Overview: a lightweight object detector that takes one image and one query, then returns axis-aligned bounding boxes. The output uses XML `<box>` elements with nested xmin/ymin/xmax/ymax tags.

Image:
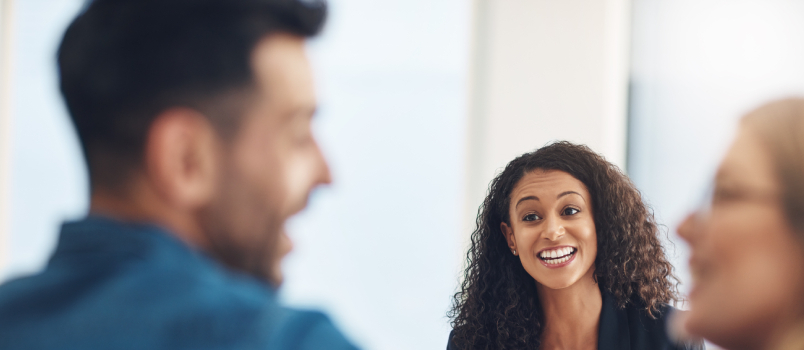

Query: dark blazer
<box><xmin>447</xmin><ymin>291</ymin><xmax>703</xmax><ymax>350</ymax></box>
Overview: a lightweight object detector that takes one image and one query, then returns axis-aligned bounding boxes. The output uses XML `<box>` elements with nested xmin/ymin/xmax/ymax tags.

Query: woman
<box><xmin>678</xmin><ymin>98</ymin><xmax>804</xmax><ymax>350</ymax></box>
<box><xmin>448</xmin><ymin>141</ymin><xmax>700</xmax><ymax>350</ymax></box>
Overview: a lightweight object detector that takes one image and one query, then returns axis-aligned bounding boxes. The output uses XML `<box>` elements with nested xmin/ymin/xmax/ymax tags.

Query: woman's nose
<box><xmin>677</xmin><ymin>213</ymin><xmax>698</xmax><ymax>243</ymax></box>
<box><xmin>544</xmin><ymin>216</ymin><xmax>566</xmax><ymax>241</ymax></box>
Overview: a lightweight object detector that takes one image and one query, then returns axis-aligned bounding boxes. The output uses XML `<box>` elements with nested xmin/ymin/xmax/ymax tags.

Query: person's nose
<box><xmin>544</xmin><ymin>215</ymin><xmax>566</xmax><ymax>241</ymax></box>
<box><xmin>313</xmin><ymin>140</ymin><xmax>332</xmax><ymax>186</ymax></box>
<box><xmin>677</xmin><ymin>213</ymin><xmax>698</xmax><ymax>244</ymax></box>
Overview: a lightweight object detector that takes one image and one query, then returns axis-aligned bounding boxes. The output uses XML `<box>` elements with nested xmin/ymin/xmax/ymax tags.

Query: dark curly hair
<box><xmin>448</xmin><ymin>141</ymin><xmax>679</xmax><ymax>349</ymax></box>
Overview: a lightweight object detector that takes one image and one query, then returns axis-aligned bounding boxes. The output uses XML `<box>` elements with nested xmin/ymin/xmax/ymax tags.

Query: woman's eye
<box><xmin>523</xmin><ymin>213</ymin><xmax>541</xmax><ymax>222</ymax></box>
<box><xmin>562</xmin><ymin>207</ymin><xmax>580</xmax><ymax>216</ymax></box>
<box><xmin>712</xmin><ymin>187</ymin><xmax>742</xmax><ymax>203</ymax></box>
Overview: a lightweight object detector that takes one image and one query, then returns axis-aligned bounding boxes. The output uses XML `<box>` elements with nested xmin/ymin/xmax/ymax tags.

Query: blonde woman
<box><xmin>679</xmin><ymin>98</ymin><xmax>804</xmax><ymax>350</ymax></box>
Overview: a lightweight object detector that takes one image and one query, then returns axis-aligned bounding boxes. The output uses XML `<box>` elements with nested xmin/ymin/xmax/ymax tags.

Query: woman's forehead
<box><xmin>511</xmin><ymin>169</ymin><xmax>589</xmax><ymax>199</ymax></box>
<box><xmin>717</xmin><ymin>127</ymin><xmax>777</xmax><ymax>190</ymax></box>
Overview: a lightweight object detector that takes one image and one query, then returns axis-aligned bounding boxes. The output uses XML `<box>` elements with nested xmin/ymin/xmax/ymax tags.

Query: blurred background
<box><xmin>1</xmin><ymin>0</ymin><xmax>803</xmax><ymax>349</ymax></box>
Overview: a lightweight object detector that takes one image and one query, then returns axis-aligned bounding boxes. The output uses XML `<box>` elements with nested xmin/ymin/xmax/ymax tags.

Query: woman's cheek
<box><xmin>519</xmin><ymin>228</ymin><xmax>540</xmax><ymax>264</ymax></box>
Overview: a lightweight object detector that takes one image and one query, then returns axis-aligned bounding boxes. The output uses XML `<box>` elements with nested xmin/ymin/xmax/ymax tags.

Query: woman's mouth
<box><xmin>537</xmin><ymin>246</ymin><xmax>577</xmax><ymax>268</ymax></box>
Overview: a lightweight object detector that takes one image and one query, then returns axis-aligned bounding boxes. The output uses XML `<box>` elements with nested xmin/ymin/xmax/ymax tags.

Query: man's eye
<box><xmin>562</xmin><ymin>207</ymin><xmax>580</xmax><ymax>216</ymax></box>
<box><xmin>523</xmin><ymin>214</ymin><xmax>541</xmax><ymax>222</ymax></box>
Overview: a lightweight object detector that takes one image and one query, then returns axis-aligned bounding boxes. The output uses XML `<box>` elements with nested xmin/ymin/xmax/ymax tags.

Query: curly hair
<box><xmin>448</xmin><ymin>141</ymin><xmax>679</xmax><ymax>349</ymax></box>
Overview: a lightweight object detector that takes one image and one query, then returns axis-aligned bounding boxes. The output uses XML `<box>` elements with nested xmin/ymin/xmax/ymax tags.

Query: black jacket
<box><xmin>447</xmin><ymin>291</ymin><xmax>704</xmax><ymax>350</ymax></box>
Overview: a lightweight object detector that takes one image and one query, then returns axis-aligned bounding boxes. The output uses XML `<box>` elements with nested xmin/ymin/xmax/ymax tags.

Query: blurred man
<box><xmin>0</xmin><ymin>0</ymin><xmax>357</xmax><ymax>348</ymax></box>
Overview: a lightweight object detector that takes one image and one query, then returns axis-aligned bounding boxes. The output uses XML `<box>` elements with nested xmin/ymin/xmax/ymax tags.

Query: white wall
<box><xmin>0</xmin><ymin>0</ymin><xmax>13</xmax><ymax>273</ymax></box>
<box><xmin>281</xmin><ymin>1</ymin><xmax>470</xmax><ymax>349</ymax></box>
<box><xmin>628</xmin><ymin>0</ymin><xmax>804</xmax><ymax>299</ymax></box>
<box><xmin>464</xmin><ymin>0</ymin><xmax>631</xmax><ymax>240</ymax></box>
<box><xmin>2</xmin><ymin>0</ymin><xmax>87</xmax><ymax>281</ymax></box>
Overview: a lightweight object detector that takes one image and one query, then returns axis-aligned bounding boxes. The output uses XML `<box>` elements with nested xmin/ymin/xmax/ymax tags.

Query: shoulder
<box><xmin>129</xmin><ymin>266</ymin><xmax>359</xmax><ymax>349</ymax></box>
<box><xmin>623</xmin><ymin>302</ymin><xmax>704</xmax><ymax>350</ymax></box>
<box><xmin>0</xmin><ymin>253</ymin><xmax>357</xmax><ymax>350</ymax></box>
<box><xmin>123</xmin><ymin>257</ymin><xmax>359</xmax><ymax>349</ymax></box>
<box><xmin>267</xmin><ymin>308</ymin><xmax>359</xmax><ymax>350</ymax></box>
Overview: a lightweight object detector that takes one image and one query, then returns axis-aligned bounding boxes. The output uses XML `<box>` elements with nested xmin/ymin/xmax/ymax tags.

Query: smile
<box><xmin>537</xmin><ymin>246</ymin><xmax>577</xmax><ymax>266</ymax></box>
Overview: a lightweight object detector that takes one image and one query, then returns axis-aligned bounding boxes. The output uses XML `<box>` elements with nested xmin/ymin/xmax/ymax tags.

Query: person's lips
<box><xmin>537</xmin><ymin>245</ymin><xmax>578</xmax><ymax>269</ymax></box>
<box><xmin>687</xmin><ymin>254</ymin><xmax>710</xmax><ymax>298</ymax></box>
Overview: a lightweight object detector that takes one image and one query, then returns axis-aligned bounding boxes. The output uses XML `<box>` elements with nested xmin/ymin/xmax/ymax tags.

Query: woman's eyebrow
<box><xmin>515</xmin><ymin>196</ymin><xmax>539</xmax><ymax>208</ymax></box>
<box><xmin>515</xmin><ymin>191</ymin><xmax>584</xmax><ymax>208</ymax></box>
<box><xmin>557</xmin><ymin>191</ymin><xmax>583</xmax><ymax>200</ymax></box>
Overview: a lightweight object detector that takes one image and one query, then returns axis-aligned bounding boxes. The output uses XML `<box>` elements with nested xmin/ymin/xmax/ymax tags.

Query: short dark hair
<box><xmin>58</xmin><ymin>0</ymin><xmax>326</xmax><ymax>190</ymax></box>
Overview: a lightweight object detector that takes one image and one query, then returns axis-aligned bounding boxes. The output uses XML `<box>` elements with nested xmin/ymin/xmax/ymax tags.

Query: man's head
<box><xmin>58</xmin><ymin>0</ymin><xmax>331</xmax><ymax>286</ymax></box>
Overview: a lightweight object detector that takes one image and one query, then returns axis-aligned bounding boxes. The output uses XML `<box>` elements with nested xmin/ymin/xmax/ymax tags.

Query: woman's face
<box><xmin>678</xmin><ymin>126</ymin><xmax>804</xmax><ymax>350</ymax></box>
<box><xmin>502</xmin><ymin>169</ymin><xmax>597</xmax><ymax>290</ymax></box>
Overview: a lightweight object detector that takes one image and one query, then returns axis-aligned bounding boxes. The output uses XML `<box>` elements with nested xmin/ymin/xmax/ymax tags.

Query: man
<box><xmin>0</xmin><ymin>0</ymin><xmax>357</xmax><ymax>348</ymax></box>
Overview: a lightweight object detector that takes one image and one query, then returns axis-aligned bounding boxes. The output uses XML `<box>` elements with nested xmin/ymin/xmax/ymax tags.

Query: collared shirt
<box><xmin>0</xmin><ymin>216</ymin><xmax>358</xmax><ymax>350</ymax></box>
<box><xmin>448</xmin><ymin>289</ymin><xmax>704</xmax><ymax>349</ymax></box>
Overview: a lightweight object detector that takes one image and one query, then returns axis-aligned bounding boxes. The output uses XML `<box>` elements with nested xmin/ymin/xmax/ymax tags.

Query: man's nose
<box><xmin>314</xmin><ymin>141</ymin><xmax>332</xmax><ymax>186</ymax></box>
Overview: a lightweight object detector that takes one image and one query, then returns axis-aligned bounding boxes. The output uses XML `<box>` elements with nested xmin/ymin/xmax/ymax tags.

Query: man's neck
<box><xmin>536</xmin><ymin>268</ymin><xmax>602</xmax><ymax>350</ymax></box>
<box><xmin>89</xmin><ymin>183</ymin><xmax>209</xmax><ymax>250</ymax></box>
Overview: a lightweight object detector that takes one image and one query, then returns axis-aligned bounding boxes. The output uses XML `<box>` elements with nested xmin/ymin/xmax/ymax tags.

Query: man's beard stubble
<box><xmin>196</xmin><ymin>167</ymin><xmax>286</xmax><ymax>287</ymax></box>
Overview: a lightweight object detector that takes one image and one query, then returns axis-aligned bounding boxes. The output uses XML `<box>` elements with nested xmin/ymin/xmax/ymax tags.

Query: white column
<box><xmin>463</xmin><ymin>0</ymin><xmax>631</xmax><ymax>241</ymax></box>
<box><xmin>0</xmin><ymin>0</ymin><xmax>13</xmax><ymax>273</ymax></box>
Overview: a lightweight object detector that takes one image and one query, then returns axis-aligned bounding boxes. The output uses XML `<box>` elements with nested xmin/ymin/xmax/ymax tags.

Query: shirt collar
<box><xmin>47</xmin><ymin>214</ymin><xmax>215</xmax><ymax>279</ymax></box>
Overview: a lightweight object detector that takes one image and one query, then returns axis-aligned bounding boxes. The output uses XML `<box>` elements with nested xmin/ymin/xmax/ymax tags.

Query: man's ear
<box><xmin>144</xmin><ymin>108</ymin><xmax>220</xmax><ymax>210</ymax></box>
<box><xmin>501</xmin><ymin>222</ymin><xmax>517</xmax><ymax>253</ymax></box>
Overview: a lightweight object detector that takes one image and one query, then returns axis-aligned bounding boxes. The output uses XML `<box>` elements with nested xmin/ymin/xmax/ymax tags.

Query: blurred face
<box><xmin>678</xmin><ymin>126</ymin><xmax>804</xmax><ymax>350</ymax></box>
<box><xmin>199</xmin><ymin>34</ymin><xmax>331</xmax><ymax>286</ymax></box>
<box><xmin>502</xmin><ymin>169</ymin><xmax>597</xmax><ymax>290</ymax></box>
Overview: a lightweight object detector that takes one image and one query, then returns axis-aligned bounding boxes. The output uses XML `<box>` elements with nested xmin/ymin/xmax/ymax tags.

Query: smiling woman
<box><xmin>448</xmin><ymin>141</ymin><xmax>702</xmax><ymax>350</ymax></box>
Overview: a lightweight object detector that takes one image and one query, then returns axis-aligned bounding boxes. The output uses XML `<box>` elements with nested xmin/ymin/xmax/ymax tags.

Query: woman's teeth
<box><xmin>539</xmin><ymin>247</ymin><xmax>576</xmax><ymax>264</ymax></box>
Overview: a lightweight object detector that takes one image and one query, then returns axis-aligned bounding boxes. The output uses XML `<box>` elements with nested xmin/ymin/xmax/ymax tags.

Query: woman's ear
<box><xmin>501</xmin><ymin>222</ymin><xmax>517</xmax><ymax>255</ymax></box>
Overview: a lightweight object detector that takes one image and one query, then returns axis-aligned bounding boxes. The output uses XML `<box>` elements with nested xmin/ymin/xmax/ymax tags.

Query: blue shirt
<box><xmin>0</xmin><ymin>216</ymin><xmax>358</xmax><ymax>350</ymax></box>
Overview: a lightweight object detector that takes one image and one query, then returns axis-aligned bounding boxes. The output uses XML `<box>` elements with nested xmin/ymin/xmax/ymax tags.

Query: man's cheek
<box><xmin>281</xmin><ymin>152</ymin><xmax>319</xmax><ymax>214</ymax></box>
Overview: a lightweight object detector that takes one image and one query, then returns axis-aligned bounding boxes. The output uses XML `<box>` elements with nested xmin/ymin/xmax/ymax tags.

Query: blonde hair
<box><xmin>742</xmin><ymin>98</ymin><xmax>804</xmax><ymax>241</ymax></box>
<box><xmin>743</xmin><ymin>98</ymin><xmax>804</xmax><ymax>350</ymax></box>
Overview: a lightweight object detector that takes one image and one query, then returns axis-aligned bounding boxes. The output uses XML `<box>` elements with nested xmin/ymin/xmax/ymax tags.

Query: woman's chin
<box><xmin>531</xmin><ymin>264</ymin><xmax>594</xmax><ymax>291</ymax></box>
<box><xmin>684</xmin><ymin>309</ymin><xmax>750</xmax><ymax>350</ymax></box>
<box><xmin>680</xmin><ymin>309</ymin><xmax>709</xmax><ymax>341</ymax></box>
<box><xmin>535</xmin><ymin>275</ymin><xmax>581</xmax><ymax>290</ymax></box>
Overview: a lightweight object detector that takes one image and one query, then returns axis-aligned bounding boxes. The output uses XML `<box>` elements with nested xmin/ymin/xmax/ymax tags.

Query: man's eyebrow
<box><xmin>515</xmin><ymin>196</ymin><xmax>539</xmax><ymax>208</ymax></box>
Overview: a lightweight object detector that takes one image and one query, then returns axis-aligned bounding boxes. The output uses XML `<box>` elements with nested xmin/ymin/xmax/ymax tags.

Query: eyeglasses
<box><xmin>692</xmin><ymin>182</ymin><xmax>780</xmax><ymax>222</ymax></box>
